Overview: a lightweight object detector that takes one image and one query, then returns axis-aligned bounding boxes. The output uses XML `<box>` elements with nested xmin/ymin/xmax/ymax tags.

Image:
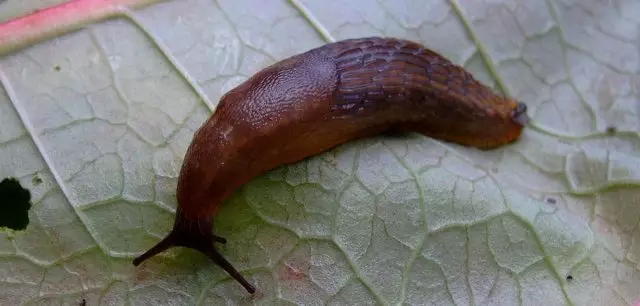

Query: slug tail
<box><xmin>132</xmin><ymin>216</ymin><xmax>256</xmax><ymax>294</ymax></box>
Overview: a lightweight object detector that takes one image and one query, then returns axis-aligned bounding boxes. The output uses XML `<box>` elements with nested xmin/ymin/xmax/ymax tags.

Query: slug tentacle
<box><xmin>132</xmin><ymin>215</ymin><xmax>255</xmax><ymax>294</ymax></box>
<box><xmin>132</xmin><ymin>231</ymin><xmax>177</xmax><ymax>267</ymax></box>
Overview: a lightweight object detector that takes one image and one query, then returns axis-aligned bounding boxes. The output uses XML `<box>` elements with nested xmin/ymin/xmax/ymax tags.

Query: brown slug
<box><xmin>132</xmin><ymin>37</ymin><xmax>529</xmax><ymax>293</ymax></box>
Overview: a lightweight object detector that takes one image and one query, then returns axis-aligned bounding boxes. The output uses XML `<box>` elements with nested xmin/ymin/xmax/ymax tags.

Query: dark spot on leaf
<box><xmin>79</xmin><ymin>298</ymin><xmax>86</xmax><ymax>306</ymax></box>
<box><xmin>54</xmin><ymin>65</ymin><xmax>61</xmax><ymax>72</ymax></box>
<box><xmin>32</xmin><ymin>174</ymin><xmax>43</xmax><ymax>186</ymax></box>
<box><xmin>546</xmin><ymin>197</ymin><xmax>557</xmax><ymax>204</ymax></box>
<box><xmin>606</xmin><ymin>126</ymin><xmax>617</xmax><ymax>135</ymax></box>
<box><xmin>566</xmin><ymin>274</ymin><xmax>573</xmax><ymax>282</ymax></box>
<box><xmin>491</xmin><ymin>167</ymin><xmax>498</xmax><ymax>173</ymax></box>
<box><xmin>0</xmin><ymin>177</ymin><xmax>32</xmax><ymax>231</ymax></box>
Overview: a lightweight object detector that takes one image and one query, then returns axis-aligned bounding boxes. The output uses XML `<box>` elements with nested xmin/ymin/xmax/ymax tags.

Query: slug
<box><xmin>132</xmin><ymin>37</ymin><xmax>529</xmax><ymax>293</ymax></box>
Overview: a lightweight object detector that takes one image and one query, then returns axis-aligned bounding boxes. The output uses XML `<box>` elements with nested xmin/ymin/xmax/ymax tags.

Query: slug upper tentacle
<box><xmin>132</xmin><ymin>214</ymin><xmax>255</xmax><ymax>293</ymax></box>
<box><xmin>132</xmin><ymin>37</ymin><xmax>529</xmax><ymax>293</ymax></box>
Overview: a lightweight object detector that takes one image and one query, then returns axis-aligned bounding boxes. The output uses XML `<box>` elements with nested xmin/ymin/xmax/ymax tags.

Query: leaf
<box><xmin>0</xmin><ymin>0</ymin><xmax>639</xmax><ymax>305</ymax></box>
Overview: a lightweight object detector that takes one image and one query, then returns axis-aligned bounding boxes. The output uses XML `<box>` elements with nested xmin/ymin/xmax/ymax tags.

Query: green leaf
<box><xmin>0</xmin><ymin>0</ymin><xmax>639</xmax><ymax>304</ymax></box>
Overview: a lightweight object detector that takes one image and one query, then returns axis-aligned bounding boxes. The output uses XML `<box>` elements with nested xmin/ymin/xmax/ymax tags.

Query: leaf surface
<box><xmin>0</xmin><ymin>0</ymin><xmax>638</xmax><ymax>305</ymax></box>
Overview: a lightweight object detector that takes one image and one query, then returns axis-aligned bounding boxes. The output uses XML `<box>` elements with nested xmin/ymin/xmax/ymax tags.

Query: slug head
<box><xmin>129</xmin><ymin>105</ymin><xmax>259</xmax><ymax>293</ymax></box>
<box><xmin>132</xmin><ymin>215</ymin><xmax>256</xmax><ymax>294</ymax></box>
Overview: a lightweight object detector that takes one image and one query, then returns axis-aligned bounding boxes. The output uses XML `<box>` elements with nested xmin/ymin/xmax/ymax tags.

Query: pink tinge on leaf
<box><xmin>280</xmin><ymin>264</ymin><xmax>305</xmax><ymax>281</ymax></box>
<box><xmin>0</xmin><ymin>0</ymin><xmax>161</xmax><ymax>56</ymax></box>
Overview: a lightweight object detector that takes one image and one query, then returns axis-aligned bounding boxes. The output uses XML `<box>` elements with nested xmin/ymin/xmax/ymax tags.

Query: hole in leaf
<box><xmin>0</xmin><ymin>177</ymin><xmax>32</xmax><ymax>231</ymax></box>
<box><xmin>566</xmin><ymin>274</ymin><xmax>573</xmax><ymax>282</ymax></box>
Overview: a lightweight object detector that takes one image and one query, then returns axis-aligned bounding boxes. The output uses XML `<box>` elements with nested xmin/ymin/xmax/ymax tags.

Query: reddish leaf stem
<box><xmin>0</xmin><ymin>0</ymin><xmax>163</xmax><ymax>56</ymax></box>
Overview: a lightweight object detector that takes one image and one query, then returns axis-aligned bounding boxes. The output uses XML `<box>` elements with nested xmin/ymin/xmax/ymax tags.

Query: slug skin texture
<box><xmin>132</xmin><ymin>37</ymin><xmax>529</xmax><ymax>293</ymax></box>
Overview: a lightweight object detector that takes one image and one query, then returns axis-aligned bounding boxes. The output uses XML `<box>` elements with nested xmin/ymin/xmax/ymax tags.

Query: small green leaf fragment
<box><xmin>31</xmin><ymin>173</ymin><xmax>42</xmax><ymax>186</ymax></box>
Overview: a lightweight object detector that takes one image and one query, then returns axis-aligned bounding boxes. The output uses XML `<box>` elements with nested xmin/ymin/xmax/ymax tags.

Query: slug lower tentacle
<box><xmin>132</xmin><ymin>36</ymin><xmax>529</xmax><ymax>293</ymax></box>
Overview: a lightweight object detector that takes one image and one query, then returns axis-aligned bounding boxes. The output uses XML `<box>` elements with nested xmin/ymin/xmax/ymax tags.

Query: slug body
<box><xmin>132</xmin><ymin>37</ymin><xmax>529</xmax><ymax>293</ymax></box>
